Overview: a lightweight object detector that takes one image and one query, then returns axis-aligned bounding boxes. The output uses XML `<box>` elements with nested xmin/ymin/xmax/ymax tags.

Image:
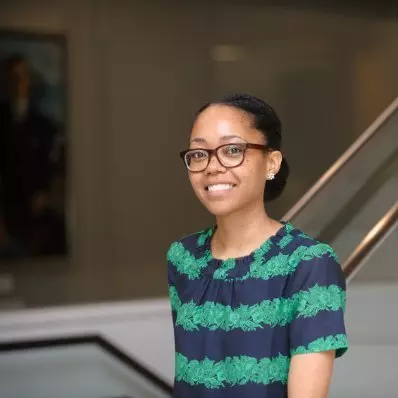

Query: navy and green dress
<box><xmin>167</xmin><ymin>222</ymin><xmax>348</xmax><ymax>397</ymax></box>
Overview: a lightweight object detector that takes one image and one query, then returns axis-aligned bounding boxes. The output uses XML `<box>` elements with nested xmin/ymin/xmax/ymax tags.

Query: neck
<box><xmin>212</xmin><ymin>201</ymin><xmax>281</xmax><ymax>259</ymax></box>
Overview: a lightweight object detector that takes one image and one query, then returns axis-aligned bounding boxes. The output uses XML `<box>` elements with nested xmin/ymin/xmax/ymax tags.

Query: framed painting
<box><xmin>0</xmin><ymin>30</ymin><xmax>68</xmax><ymax>260</ymax></box>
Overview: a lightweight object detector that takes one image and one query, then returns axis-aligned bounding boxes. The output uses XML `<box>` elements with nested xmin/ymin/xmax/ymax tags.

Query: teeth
<box><xmin>207</xmin><ymin>184</ymin><xmax>234</xmax><ymax>192</ymax></box>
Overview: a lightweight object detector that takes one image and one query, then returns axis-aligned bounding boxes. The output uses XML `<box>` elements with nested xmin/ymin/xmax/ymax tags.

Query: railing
<box><xmin>283</xmin><ymin>96</ymin><xmax>398</xmax><ymax>221</ymax></box>
<box><xmin>342</xmin><ymin>202</ymin><xmax>398</xmax><ymax>283</ymax></box>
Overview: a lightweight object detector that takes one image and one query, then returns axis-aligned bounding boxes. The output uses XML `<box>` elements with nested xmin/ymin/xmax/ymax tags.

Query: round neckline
<box><xmin>204</xmin><ymin>220</ymin><xmax>290</xmax><ymax>265</ymax></box>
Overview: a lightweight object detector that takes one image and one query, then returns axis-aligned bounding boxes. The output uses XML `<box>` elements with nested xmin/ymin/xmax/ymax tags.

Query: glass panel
<box><xmin>331</xmin><ymin>346</ymin><xmax>398</xmax><ymax>398</ymax></box>
<box><xmin>290</xmin><ymin>104</ymin><xmax>398</xmax><ymax>263</ymax></box>
<box><xmin>330</xmin><ymin>230</ymin><xmax>398</xmax><ymax>397</ymax></box>
<box><xmin>0</xmin><ymin>342</ymin><xmax>171</xmax><ymax>398</ymax></box>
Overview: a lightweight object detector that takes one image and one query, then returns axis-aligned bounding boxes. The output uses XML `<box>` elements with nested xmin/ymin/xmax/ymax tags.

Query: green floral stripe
<box><xmin>277</xmin><ymin>234</ymin><xmax>294</xmax><ymax>249</ymax></box>
<box><xmin>291</xmin><ymin>334</ymin><xmax>348</xmax><ymax>356</ymax></box>
<box><xmin>238</xmin><ymin>243</ymin><xmax>338</xmax><ymax>282</ymax></box>
<box><xmin>167</xmin><ymin>241</ymin><xmax>212</xmax><ymax>280</ymax></box>
<box><xmin>169</xmin><ymin>284</ymin><xmax>345</xmax><ymax>332</ymax></box>
<box><xmin>197</xmin><ymin>228</ymin><xmax>213</xmax><ymax>247</ymax></box>
<box><xmin>168</xmin><ymin>284</ymin><xmax>181</xmax><ymax>310</ymax></box>
<box><xmin>168</xmin><ymin>240</ymin><xmax>338</xmax><ymax>281</ymax></box>
<box><xmin>213</xmin><ymin>258</ymin><xmax>236</xmax><ymax>280</ymax></box>
<box><xmin>285</xmin><ymin>222</ymin><xmax>295</xmax><ymax>233</ymax></box>
<box><xmin>176</xmin><ymin>353</ymin><xmax>290</xmax><ymax>388</ymax></box>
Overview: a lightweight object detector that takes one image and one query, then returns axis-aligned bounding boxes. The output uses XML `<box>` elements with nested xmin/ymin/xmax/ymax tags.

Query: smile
<box><xmin>205</xmin><ymin>184</ymin><xmax>236</xmax><ymax>192</ymax></box>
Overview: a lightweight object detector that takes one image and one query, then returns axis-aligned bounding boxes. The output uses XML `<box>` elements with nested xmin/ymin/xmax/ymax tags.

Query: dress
<box><xmin>167</xmin><ymin>222</ymin><xmax>348</xmax><ymax>398</ymax></box>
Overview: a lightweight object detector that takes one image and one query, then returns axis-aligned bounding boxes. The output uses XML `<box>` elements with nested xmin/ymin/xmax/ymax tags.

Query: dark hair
<box><xmin>196</xmin><ymin>93</ymin><xmax>289</xmax><ymax>201</ymax></box>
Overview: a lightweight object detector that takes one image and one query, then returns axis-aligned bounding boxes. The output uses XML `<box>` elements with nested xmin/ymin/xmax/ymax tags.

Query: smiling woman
<box><xmin>167</xmin><ymin>94</ymin><xmax>348</xmax><ymax>398</ymax></box>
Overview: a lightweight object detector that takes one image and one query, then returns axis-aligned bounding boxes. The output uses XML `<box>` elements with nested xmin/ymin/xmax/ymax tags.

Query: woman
<box><xmin>167</xmin><ymin>94</ymin><xmax>348</xmax><ymax>398</ymax></box>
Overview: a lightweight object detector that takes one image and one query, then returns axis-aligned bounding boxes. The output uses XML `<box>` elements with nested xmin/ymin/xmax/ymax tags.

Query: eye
<box><xmin>223</xmin><ymin>144</ymin><xmax>245</xmax><ymax>157</ymax></box>
<box><xmin>187</xmin><ymin>149</ymin><xmax>208</xmax><ymax>162</ymax></box>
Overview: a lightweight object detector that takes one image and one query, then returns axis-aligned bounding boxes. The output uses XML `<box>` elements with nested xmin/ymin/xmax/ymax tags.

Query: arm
<box><xmin>288</xmin><ymin>350</ymin><xmax>335</xmax><ymax>398</ymax></box>
<box><xmin>287</xmin><ymin>243</ymin><xmax>348</xmax><ymax>397</ymax></box>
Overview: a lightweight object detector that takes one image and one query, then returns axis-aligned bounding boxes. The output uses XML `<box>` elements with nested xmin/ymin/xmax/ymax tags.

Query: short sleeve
<box><xmin>288</xmin><ymin>243</ymin><xmax>348</xmax><ymax>358</ymax></box>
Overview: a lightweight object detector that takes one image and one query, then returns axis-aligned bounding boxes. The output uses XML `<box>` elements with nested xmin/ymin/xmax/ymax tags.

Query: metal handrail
<box><xmin>283</xmin><ymin>96</ymin><xmax>398</xmax><ymax>221</ymax></box>
<box><xmin>343</xmin><ymin>202</ymin><xmax>398</xmax><ymax>283</ymax></box>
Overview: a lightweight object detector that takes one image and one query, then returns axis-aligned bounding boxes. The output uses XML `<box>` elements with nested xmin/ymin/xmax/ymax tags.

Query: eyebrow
<box><xmin>190</xmin><ymin>134</ymin><xmax>246</xmax><ymax>144</ymax></box>
<box><xmin>190</xmin><ymin>137</ymin><xmax>207</xmax><ymax>144</ymax></box>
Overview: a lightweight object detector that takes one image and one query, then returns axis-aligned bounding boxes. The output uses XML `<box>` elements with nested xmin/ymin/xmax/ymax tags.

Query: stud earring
<box><xmin>267</xmin><ymin>172</ymin><xmax>275</xmax><ymax>181</ymax></box>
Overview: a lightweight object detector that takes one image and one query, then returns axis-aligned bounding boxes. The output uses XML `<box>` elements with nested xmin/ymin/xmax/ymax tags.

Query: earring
<box><xmin>267</xmin><ymin>172</ymin><xmax>275</xmax><ymax>181</ymax></box>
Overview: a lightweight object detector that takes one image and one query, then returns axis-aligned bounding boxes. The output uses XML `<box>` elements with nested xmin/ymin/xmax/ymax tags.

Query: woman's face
<box><xmin>188</xmin><ymin>104</ymin><xmax>281</xmax><ymax>217</ymax></box>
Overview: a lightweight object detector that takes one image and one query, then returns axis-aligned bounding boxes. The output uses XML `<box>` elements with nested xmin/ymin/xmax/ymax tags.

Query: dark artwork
<box><xmin>0</xmin><ymin>31</ymin><xmax>68</xmax><ymax>259</ymax></box>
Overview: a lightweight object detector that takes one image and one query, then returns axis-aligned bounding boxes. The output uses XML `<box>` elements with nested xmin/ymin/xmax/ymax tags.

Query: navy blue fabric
<box><xmin>168</xmin><ymin>223</ymin><xmax>348</xmax><ymax>397</ymax></box>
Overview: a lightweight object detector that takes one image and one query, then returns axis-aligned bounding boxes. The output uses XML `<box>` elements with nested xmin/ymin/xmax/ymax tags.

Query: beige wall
<box><xmin>0</xmin><ymin>0</ymin><xmax>397</xmax><ymax>308</ymax></box>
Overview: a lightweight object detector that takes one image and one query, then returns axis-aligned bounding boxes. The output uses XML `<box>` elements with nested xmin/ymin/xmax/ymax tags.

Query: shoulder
<box><xmin>286</xmin><ymin>225</ymin><xmax>345</xmax><ymax>290</ymax></box>
<box><xmin>287</xmin><ymin>225</ymin><xmax>339</xmax><ymax>264</ymax></box>
<box><xmin>167</xmin><ymin>228</ymin><xmax>212</xmax><ymax>281</ymax></box>
<box><xmin>167</xmin><ymin>227</ymin><xmax>212</xmax><ymax>258</ymax></box>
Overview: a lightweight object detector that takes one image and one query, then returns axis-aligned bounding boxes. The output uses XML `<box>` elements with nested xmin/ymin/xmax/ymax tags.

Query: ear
<box><xmin>266</xmin><ymin>150</ymin><xmax>282</xmax><ymax>177</ymax></box>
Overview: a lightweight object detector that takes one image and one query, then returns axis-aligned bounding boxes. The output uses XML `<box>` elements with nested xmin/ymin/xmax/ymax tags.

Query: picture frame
<box><xmin>0</xmin><ymin>30</ymin><xmax>68</xmax><ymax>260</ymax></box>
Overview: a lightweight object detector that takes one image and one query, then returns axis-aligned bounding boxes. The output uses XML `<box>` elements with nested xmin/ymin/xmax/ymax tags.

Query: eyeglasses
<box><xmin>180</xmin><ymin>143</ymin><xmax>269</xmax><ymax>172</ymax></box>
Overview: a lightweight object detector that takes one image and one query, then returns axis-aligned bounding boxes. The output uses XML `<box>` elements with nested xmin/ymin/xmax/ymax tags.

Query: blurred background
<box><xmin>0</xmin><ymin>0</ymin><xmax>396</xmax><ymax>308</ymax></box>
<box><xmin>0</xmin><ymin>1</ymin><xmax>397</xmax><ymax>397</ymax></box>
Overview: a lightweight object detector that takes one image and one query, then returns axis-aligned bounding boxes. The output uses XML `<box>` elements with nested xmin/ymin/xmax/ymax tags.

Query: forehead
<box><xmin>191</xmin><ymin>104</ymin><xmax>263</xmax><ymax>144</ymax></box>
<box><xmin>193</xmin><ymin>104</ymin><xmax>251</xmax><ymax>131</ymax></box>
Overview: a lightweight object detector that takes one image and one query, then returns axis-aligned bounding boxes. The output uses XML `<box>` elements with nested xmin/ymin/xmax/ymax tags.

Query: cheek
<box><xmin>188</xmin><ymin>173</ymin><xmax>202</xmax><ymax>192</ymax></box>
<box><xmin>238</xmin><ymin>158</ymin><xmax>267</xmax><ymax>187</ymax></box>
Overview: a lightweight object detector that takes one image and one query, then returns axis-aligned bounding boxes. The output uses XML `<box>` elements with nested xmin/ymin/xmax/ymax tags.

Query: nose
<box><xmin>205</xmin><ymin>152</ymin><xmax>226</xmax><ymax>174</ymax></box>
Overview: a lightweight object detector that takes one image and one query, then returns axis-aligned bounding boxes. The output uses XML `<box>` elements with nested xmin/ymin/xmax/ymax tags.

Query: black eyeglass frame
<box><xmin>179</xmin><ymin>143</ymin><xmax>271</xmax><ymax>172</ymax></box>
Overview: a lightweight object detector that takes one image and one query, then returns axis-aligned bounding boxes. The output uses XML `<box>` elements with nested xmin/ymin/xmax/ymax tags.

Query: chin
<box><xmin>201</xmin><ymin>201</ymin><xmax>240</xmax><ymax>218</ymax></box>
